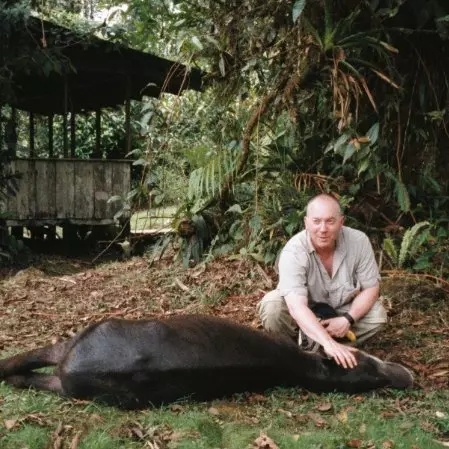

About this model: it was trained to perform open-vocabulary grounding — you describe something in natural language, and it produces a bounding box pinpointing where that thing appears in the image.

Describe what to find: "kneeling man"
[258,194,387,369]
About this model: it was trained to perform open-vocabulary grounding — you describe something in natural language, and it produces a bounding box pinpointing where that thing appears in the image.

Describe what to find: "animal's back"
[60,315,303,407]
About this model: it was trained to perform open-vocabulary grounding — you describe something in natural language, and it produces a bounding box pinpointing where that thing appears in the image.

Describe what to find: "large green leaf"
[292,0,306,23]
[395,181,411,212]
[366,122,379,145]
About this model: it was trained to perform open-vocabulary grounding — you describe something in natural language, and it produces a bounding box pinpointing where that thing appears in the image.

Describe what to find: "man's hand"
[321,316,351,338]
[322,339,358,369]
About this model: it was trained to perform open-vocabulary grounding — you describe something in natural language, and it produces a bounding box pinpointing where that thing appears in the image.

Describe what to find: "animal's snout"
[384,362,414,389]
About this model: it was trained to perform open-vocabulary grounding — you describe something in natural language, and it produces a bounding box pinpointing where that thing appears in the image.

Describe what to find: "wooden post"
[0,105,3,150]
[70,108,76,157]
[7,107,17,158]
[48,114,54,157]
[63,77,68,158]
[124,77,132,158]
[95,109,101,158]
[29,112,35,157]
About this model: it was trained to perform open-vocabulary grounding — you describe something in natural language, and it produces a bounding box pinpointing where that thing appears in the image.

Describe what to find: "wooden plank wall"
[4,159,131,223]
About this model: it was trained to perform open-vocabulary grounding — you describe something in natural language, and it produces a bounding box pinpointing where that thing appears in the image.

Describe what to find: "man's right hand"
[322,339,358,369]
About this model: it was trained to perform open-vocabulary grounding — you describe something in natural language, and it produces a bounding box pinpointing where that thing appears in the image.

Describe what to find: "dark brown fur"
[0,315,413,409]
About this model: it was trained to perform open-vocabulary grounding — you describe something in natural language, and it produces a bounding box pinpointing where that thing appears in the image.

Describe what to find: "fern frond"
[395,181,411,212]
[382,237,398,266]
[398,221,430,268]
[187,150,241,200]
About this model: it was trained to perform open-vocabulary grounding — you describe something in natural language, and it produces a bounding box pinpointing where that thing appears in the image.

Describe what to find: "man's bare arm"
[348,284,379,321]
[284,292,357,369]
[322,284,380,338]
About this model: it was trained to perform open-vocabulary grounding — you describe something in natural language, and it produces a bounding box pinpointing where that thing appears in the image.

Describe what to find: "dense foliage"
[2,0,449,276]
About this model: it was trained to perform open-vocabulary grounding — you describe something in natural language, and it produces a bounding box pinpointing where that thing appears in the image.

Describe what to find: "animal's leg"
[5,373,64,394]
[0,342,68,377]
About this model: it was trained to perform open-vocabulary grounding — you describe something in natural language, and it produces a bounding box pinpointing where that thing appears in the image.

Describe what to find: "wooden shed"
[5,159,130,227]
[1,14,202,237]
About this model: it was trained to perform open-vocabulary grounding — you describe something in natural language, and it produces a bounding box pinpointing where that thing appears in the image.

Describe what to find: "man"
[258,194,387,369]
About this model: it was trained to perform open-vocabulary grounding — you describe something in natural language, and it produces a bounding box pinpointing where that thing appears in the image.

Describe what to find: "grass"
[1,258,448,448]
[1,382,448,448]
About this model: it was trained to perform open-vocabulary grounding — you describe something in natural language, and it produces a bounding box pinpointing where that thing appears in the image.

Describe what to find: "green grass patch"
[1,382,448,449]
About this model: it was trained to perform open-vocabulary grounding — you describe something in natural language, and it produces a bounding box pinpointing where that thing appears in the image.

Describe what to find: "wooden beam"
[0,105,3,150]
[63,77,68,158]
[29,112,35,157]
[95,109,101,158]
[48,114,54,157]
[8,108,17,158]
[124,77,132,157]
[70,108,76,157]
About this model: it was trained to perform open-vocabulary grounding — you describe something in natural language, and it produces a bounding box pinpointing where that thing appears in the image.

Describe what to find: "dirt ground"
[0,253,448,390]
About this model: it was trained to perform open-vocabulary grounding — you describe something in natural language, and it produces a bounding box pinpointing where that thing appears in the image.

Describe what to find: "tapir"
[0,315,413,409]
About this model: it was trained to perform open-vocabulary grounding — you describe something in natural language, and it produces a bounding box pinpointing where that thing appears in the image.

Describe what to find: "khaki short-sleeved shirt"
[277,226,380,309]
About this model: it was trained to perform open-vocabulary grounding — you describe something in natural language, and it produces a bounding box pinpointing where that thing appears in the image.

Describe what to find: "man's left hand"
[321,317,351,338]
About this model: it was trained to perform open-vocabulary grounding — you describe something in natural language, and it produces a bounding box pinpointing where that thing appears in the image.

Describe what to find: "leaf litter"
[0,254,449,447]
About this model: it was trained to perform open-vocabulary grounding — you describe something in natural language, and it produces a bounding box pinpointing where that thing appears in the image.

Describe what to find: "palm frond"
[188,150,241,200]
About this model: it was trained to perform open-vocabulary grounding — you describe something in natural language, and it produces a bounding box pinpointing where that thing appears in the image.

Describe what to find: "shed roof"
[5,16,203,115]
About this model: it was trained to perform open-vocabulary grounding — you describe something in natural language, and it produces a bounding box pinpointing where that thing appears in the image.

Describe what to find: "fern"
[382,237,398,267]
[188,150,240,201]
[395,181,411,212]
[398,221,430,268]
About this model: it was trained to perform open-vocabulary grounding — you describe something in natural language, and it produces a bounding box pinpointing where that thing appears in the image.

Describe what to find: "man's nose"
[319,221,328,231]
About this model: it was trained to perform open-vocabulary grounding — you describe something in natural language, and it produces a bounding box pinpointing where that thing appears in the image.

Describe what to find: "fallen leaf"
[70,431,82,449]
[307,412,327,428]
[174,278,190,292]
[337,410,348,423]
[359,423,366,434]
[130,427,144,439]
[412,320,425,326]
[277,408,293,418]
[346,439,362,448]
[53,435,63,449]
[247,393,268,403]
[436,411,447,418]
[4,419,18,430]
[208,407,220,416]
[252,432,280,449]
[316,402,332,412]
[421,421,438,433]
[170,404,185,413]
[382,441,394,448]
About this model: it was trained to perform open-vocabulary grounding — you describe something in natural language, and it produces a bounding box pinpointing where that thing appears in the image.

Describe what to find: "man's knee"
[258,291,284,324]
[257,291,296,337]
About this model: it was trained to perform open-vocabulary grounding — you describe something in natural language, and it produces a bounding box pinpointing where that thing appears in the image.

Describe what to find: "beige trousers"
[257,290,388,345]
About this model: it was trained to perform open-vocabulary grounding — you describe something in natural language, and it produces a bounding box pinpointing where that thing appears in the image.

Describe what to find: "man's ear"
[340,215,345,225]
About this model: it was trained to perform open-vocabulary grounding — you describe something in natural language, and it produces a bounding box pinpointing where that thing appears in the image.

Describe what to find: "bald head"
[304,194,344,252]
[306,194,342,217]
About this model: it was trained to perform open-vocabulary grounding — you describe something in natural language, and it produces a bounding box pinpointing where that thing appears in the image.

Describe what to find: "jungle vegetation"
[1,0,449,279]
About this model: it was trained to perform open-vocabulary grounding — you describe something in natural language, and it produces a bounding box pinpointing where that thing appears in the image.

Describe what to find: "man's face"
[304,198,344,252]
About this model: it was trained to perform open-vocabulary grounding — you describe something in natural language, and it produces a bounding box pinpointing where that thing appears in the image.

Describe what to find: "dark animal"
[0,315,413,409]
[311,302,357,342]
